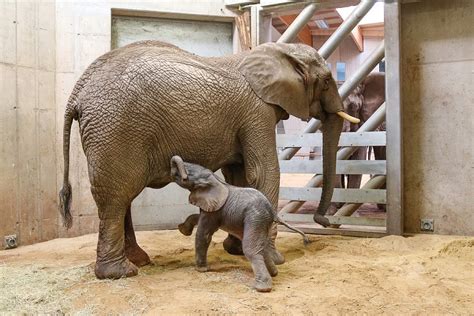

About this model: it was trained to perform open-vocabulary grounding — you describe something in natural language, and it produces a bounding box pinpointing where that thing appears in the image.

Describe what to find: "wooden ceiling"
[272,8,384,51]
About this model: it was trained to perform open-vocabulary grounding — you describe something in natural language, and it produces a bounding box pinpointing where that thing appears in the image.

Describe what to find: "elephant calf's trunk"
[171,155,188,180]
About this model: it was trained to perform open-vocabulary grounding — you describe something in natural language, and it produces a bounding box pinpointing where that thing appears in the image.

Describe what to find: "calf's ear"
[189,181,229,212]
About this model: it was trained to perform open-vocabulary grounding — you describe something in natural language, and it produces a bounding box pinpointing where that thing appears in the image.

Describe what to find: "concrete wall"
[0,0,238,246]
[401,0,474,235]
[0,1,58,245]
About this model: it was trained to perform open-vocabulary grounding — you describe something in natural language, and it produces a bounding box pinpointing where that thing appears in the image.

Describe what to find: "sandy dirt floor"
[1,230,473,315]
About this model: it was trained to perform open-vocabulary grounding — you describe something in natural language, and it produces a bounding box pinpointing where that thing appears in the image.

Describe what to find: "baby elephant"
[170,156,309,292]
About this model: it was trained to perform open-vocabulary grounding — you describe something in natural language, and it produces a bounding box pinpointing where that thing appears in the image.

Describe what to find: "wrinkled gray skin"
[58,40,345,279]
[170,156,309,292]
[331,72,386,213]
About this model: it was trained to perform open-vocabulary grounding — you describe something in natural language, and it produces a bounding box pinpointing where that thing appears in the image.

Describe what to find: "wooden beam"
[361,29,384,38]
[350,25,364,52]
[310,29,334,36]
[278,14,313,46]
[236,12,251,51]
[360,22,385,38]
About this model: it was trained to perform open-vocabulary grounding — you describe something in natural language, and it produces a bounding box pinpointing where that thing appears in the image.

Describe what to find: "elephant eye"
[323,78,330,91]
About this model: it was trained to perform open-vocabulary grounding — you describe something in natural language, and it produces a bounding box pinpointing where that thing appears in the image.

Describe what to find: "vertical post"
[250,5,272,47]
[384,0,403,235]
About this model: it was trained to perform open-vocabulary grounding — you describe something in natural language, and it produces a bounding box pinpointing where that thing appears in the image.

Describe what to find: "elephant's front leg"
[241,134,285,265]
[347,146,367,189]
[194,215,219,272]
[124,206,151,267]
[221,164,246,256]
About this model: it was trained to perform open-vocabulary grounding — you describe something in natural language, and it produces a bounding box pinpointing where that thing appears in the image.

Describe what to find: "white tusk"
[337,111,360,124]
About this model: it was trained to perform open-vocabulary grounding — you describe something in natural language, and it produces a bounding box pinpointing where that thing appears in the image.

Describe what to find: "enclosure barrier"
[330,175,386,228]
[243,0,399,236]
[279,103,386,214]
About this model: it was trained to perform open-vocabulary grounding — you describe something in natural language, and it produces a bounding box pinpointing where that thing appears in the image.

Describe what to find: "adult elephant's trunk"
[171,156,188,180]
[314,113,343,227]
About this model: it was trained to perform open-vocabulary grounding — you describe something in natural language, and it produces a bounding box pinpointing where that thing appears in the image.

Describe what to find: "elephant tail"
[59,106,77,229]
[274,215,310,246]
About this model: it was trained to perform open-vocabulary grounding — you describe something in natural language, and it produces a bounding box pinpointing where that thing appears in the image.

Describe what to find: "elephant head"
[343,72,386,132]
[171,156,229,213]
[238,43,359,224]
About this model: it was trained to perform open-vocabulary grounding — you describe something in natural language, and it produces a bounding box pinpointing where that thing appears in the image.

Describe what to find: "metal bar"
[279,187,386,204]
[278,41,385,160]
[330,175,387,228]
[280,103,386,214]
[276,131,387,147]
[318,0,377,59]
[279,213,386,227]
[384,0,403,235]
[278,225,386,238]
[277,3,318,44]
[250,5,272,47]
[280,160,386,175]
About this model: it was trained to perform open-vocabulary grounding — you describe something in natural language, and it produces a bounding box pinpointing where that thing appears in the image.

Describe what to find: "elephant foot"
[268,266,278,277]
[95,257,138,279]
[223,235,244,256]
[195,265,209,272]
[270,249,285,265]
[255,278,272,293]
[178,223,194,236]
[125,244,151,267]
[178,214,200,236]
[313,214,330,227]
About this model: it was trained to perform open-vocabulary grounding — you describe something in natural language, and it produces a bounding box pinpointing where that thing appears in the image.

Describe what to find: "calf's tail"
[274,216,310,246]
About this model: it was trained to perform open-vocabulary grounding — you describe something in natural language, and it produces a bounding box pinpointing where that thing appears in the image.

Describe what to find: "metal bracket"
[420,219,434,232]
[4,234,17,249]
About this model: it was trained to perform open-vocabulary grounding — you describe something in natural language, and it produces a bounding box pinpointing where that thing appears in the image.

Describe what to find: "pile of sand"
[0,231,473,314]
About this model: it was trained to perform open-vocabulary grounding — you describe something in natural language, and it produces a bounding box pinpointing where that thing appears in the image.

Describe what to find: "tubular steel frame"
[248,0,403,236]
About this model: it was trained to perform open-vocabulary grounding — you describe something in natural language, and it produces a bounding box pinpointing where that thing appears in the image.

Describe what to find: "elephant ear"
[360,72,385,122]
[188,178,229,213]
[238,42,311,120]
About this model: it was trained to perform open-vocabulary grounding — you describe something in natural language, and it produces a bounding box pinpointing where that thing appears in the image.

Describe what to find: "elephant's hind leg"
[178,213,200,236]
[95,206,138,279]
[264,239,278,277]
[124,206,151,267]
[242,227,272,292]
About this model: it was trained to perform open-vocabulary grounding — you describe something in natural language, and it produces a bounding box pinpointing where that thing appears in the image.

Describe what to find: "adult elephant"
[342,72,386,209]
[59,40,358,279]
